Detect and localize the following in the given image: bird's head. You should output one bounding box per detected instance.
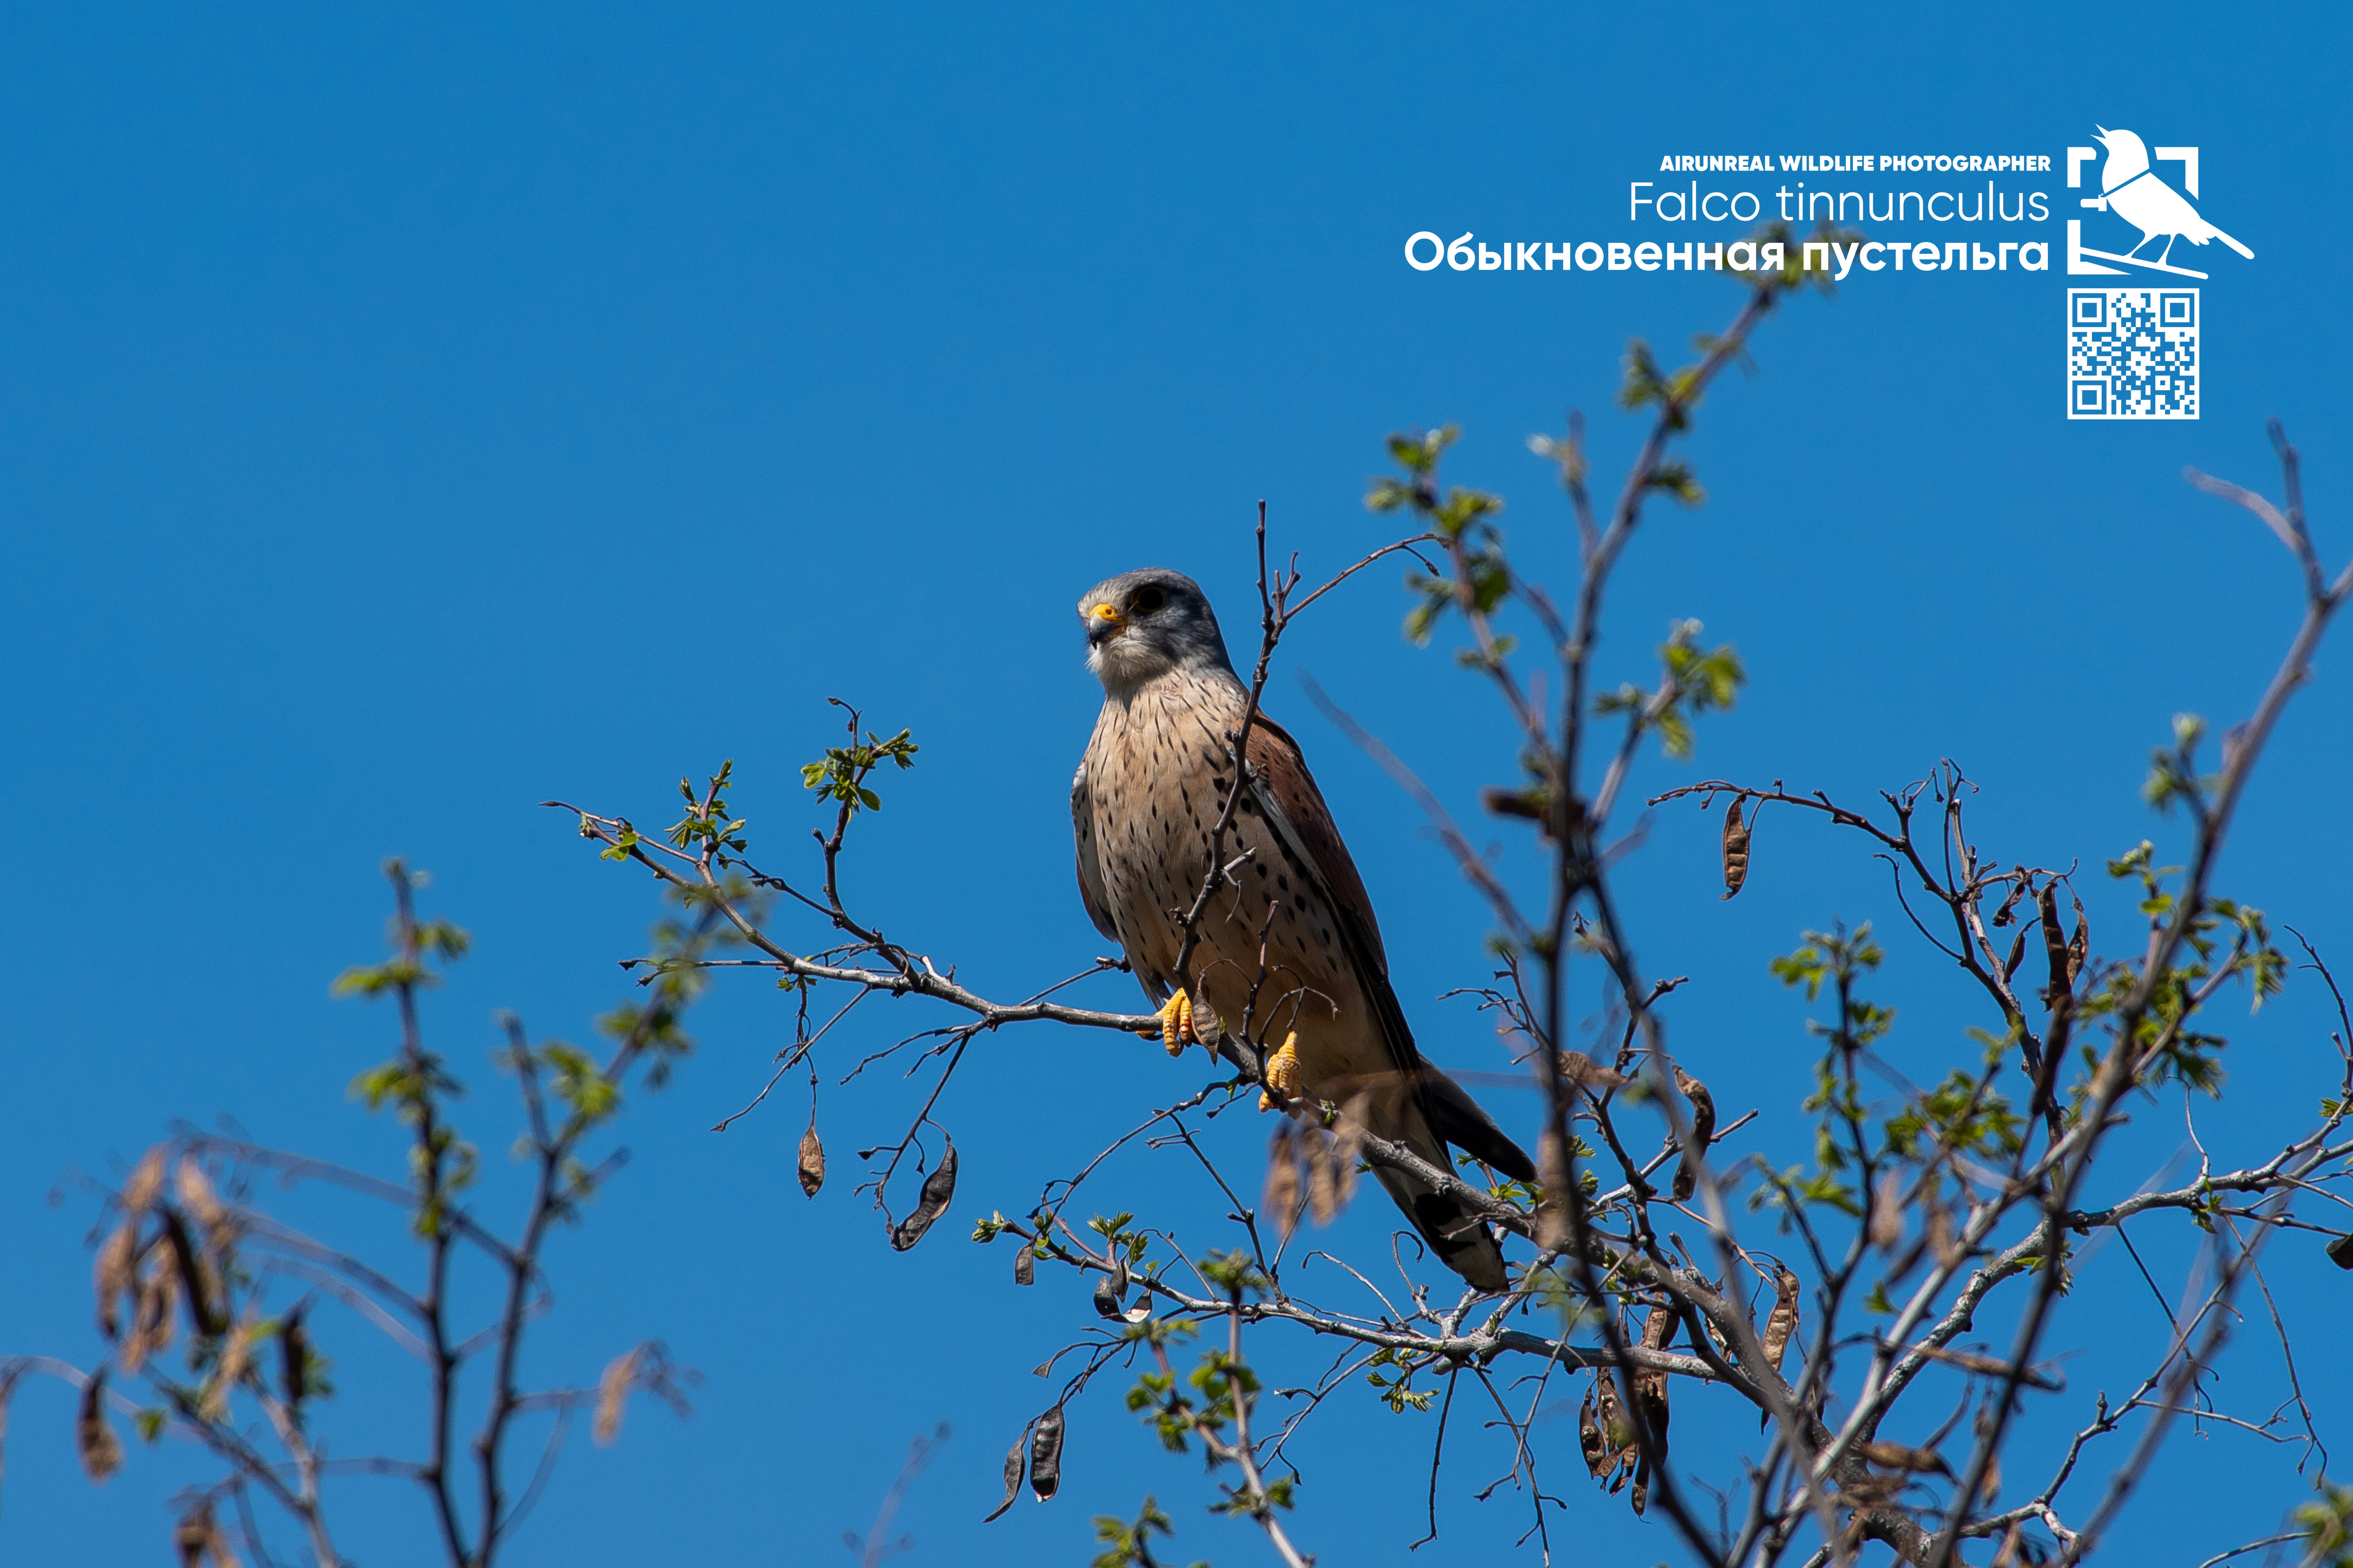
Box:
[2093,126,2151,177]
[1076,568,1238,694]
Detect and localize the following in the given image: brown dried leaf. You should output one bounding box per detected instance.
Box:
[120,1148,167,1217]
[2067,902,2089,985]
[1091,1276,1125,1321]
[1980,1451,2002,1508]
[888,1139,958,1251]
[1994,1520,2025,1568]
[1013,1243,1035,1286]
[1027,1405,1065,1500]
[2328,1232,2353,1271]
[593,1347,639,1446]
[77,1370,121,1484]
[1762,1264,1800,1372]
[1670,1066,1715,1201]
[1869,1171,1905,1253]
[1990,872,2029,929]
[1720,795,1752,900]
[1262,1122,1301,1238]
[796,1124,825,1199]
[94,1219,136,1342]
[982,1425,1028,1522]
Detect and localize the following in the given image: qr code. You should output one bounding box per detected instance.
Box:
[2067,289,2198,419]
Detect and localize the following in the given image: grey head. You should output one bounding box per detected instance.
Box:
[1075,568,1239,695]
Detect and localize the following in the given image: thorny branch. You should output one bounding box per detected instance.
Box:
[550,273,2352,1568]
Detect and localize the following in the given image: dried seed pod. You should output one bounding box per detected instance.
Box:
[202,1317,254,1422]
[2067,901,2089,985]
[1990,873,2029,929]
[174,1160,232,1254]
[77,1370,121,1484]
[1858,1441,1951,1475]
[1307,1129,1341,1226]
[1013,1243,1036,1286]
[1762,1264,1800,1372]
[1869,1171,1905,1253]
[2037,884,2070,1008]
[594,1347,640,1445]
[0,1361,23,1515]
[1927,1199,1960,1270]
[1577,1380,1607,1478]
[120,1148,166,1217]
[163,1212,225,1338]
[1720,795,1752,900]
[1262,1121,1301,1237]
[1557,1051,1629,1092]
[1536,1131,1573,1252]
[2327,1232,2353,1271]
[889,1139,958,1251]
[94,1219,137,1341]
[2002,928,2028,985]
[1980,1452,2003,1508]
[175,1500,238,1568]
[983,1425,1029,1522]
[796,1124,825,1199]
[1994,1520,2026,1568]
[280,1305,310,1409]
[1329,1096,1365,1209]
[1670,1066,1716,1201]
[1027,1405,1065,1500]
[1091,1276,1125,1321]
[1629,1306,1673,1516]
[122,1253,179,1377]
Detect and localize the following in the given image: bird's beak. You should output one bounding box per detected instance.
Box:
[1086,601,1126,646]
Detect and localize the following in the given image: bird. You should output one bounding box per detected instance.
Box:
[2083,126,2252,267]
[1069,566,1538,1291]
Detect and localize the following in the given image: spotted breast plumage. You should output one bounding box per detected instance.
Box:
[1069,566,1537,1291]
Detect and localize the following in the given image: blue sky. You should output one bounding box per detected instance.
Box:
[4,4,2350,1563]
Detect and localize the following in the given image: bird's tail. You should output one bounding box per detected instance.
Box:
[1362,1098,1511,1292]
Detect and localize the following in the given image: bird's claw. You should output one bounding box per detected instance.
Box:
[1256,1032,1302,1111]
[1148,990,1198,1057]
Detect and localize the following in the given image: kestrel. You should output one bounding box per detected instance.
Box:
[1070,567,1536,1291]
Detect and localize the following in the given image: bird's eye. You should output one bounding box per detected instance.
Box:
[1130,585,1168,614]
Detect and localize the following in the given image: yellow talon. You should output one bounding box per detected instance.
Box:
[1152,990,1197,1057]
[1257,1032,1302,1111]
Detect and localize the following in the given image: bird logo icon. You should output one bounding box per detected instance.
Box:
[2068,127,2252,279]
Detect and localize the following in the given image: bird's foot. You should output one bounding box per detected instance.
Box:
[1146,990,1199,1057]
[1256,1032,1302,1111]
